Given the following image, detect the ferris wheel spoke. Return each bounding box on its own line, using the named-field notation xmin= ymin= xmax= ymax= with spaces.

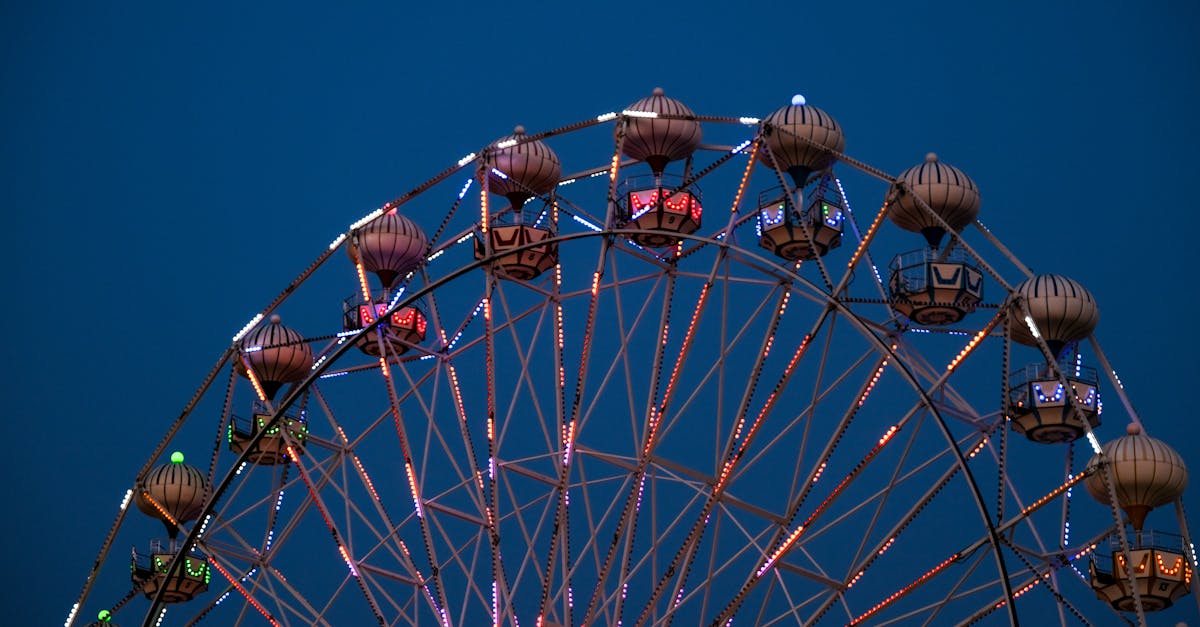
xmin=310 ymin=386 xmax=440 ymax=593
xmin=635 ymin=282 xmax=795 ymax=625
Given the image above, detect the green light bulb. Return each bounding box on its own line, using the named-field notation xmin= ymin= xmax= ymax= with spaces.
xmin=99 ymin=609 xmax=112 ymax=620
xmin=170 ymin=451 xmax=185 ymax=464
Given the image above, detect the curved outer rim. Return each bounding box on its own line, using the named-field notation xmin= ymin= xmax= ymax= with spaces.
xmin=133 ymin=228 xmax=1020 ymax=626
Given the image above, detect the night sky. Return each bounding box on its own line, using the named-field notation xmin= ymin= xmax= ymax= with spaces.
xmin=4 ymin=1 xmax=1198 ymax=624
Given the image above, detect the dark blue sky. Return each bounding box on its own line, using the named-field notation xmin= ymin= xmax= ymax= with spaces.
xmin=4 ymin=1 xmax=1198 ymax=624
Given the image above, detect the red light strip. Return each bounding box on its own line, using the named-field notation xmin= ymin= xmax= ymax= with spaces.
xmin=846 ymin=553 xmax=959 ymax=626
xmin=285 ymin=445 xmax=358 ymax=577
xmin=721 ymin=331 xmax=810 ymax=489
xmin=758 ymin=420 xmax=901 ymax=577
xmin=208 ymin=556 xmax=282 ymax=627
xmin=646 ymin=283 xmax=711 ymax=456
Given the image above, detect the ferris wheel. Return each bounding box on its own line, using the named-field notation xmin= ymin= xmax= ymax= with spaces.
xmin=68 ymin=89 xmax=1197 ymax=627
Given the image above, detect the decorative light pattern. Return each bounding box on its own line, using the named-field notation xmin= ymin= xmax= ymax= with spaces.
xmin=457 ymin=152 xmax=478 ymax=167
xmin=1156 ymin=553 xmax=1185 ymax=576
xmin=328 ymin=233 xmax=346 ymax=250
xmin=627 ymin=188 xmax=702 ymax=222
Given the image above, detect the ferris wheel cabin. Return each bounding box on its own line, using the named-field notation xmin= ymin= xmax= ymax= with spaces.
xmin=887 ymin=247 xmax=984 ymax=326
xmin=227 ymin=400 xmax=309 ymax=465
xmin=1007 ymin=359 xmax=1100 ymax=443
xmin=130 ymin=544 xmax=211 ymax=604
xmin=617 ymin=174 xmax=703 ymax=248
xmin=756 ymin=181 xmax=844 ymax=261
xmin=342 ymin=295 xmax=428 ymax=356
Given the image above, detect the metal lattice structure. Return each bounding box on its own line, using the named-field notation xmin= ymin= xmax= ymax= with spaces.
xmin=69 ymin=92 xmax=1197 ymax=627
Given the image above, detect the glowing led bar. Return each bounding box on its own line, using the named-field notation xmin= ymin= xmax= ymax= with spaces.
xmin=480 ymin=187 xmax=489 ymax=233
xmin=353 ymin=261 xmax=373 ymax=302
xmin=63 ymin=603 xmax=78 ymax=627
xmin=495 ymin=138 xmax=518 ymax=149
xmin=350 ymin=208 xmax=384 ymax=231
xmin=405 ymin=462 xmax=423 ymax=517
xmin=243 ymin=363 xmax=268 ymax=401
xmin=208 ymin=557 xmax=281 ymax=626
xmin=141 ymin=491 xmax=178 ymax=526
xmin=946 ymin=314 xmax=1000 ymax=372
xmin=846 ymin=200 xmax=889 ymax=270
xmin=847 ymin=553 xmax=959 ymax=625
xmin=738 ymin=116 xmax=760 ymax=125
xmin=731 ymin=139 xmax=752 ymax=153
xmin=1022 ymin=314 xmax=1042 ymax=340
xmin=338 ymin=545 xmax=360 ymax=577
xmin=489 ymin=167 xmax=509 ymax=180
xmin=457 ymin=152 xmax=478 ymax=167
xmin=457 ymin=178 xmax=474 ymax=200
xmin=573 ymin=214 xmax=603 ymax=232
xmin=596 ymin=112 xmax=618 ymax=122
xmin=1085 ymin=431 xmax=1102 ymax=455
xmin=622 ymin=109 xmax=658 ymax=118
xmin=1020 ymin=473 xmax=1085 ymax=516
xmin=328 ymin=233 xmax=347 ymax=250
xmin=859 ymin=358 xmax=889 ymax=406
xmin=729 ymin=141 xmax=758 ymax=215
xmin=232 ymin=314 xmax=264 ymax=342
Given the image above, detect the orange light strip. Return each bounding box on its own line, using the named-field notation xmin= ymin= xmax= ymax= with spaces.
xmin=847 ymin=200 xmax=889 ymax=270
xmin=243 ymin=359 xmax=268 ymax=402
xmin=730 ymin=294 xmax=792 ymax=444
xmin=946 ymin=312 xmax=1001 ymax=372
xmin=480 ymin=187 xmax=489 ymax=233
xmin=758 ymin=420 xmax=902 ymax=576
xmin=286 ymin=444 xmax=359 ymax=577
xmin=729 ymin=141 xmax=759 ymax=214
xmin=208 ymin=556 xmax=282 ymax=627
xmin=967 ymin=437 xmax=989 ymax=458
xmin=1020 ymin=473 xmax=1085 ymax=516
xmin=140 ymin=491 xmax=178 ymax=527
xmin=646 ymin=283 xmax=711 ymax=455
xmin=355 ymin=261 xmax=372 ymax=302
xmin=847 ymin=553 xmax=959 ymax=626
xmin=405 ymin=462 xmax=423 ymax=517
xmin=721 ymin=332 xmax=811 ymax=489
xmin=562 ymin=420 xmax=577 ymax=467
